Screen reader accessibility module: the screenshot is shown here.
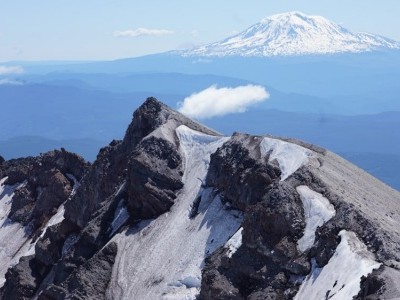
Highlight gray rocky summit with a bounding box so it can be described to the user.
[0,97,399,299]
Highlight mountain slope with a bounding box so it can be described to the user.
[182,11,400,57]
[0,98,399,299]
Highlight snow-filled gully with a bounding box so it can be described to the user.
[107,126,242,300]
[295,230,381,300]
[296,185,336,252]
[294,186,380,299]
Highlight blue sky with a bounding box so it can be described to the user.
[1,0,399,61]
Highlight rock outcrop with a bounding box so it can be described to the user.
[0,98,399,300]
[2,150,88,228]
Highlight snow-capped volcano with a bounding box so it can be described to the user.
[182,11,400,57]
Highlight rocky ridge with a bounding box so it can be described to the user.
[0,98,399,299]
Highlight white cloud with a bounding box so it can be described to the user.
[178,85,269,119]
[0,65,24,75]
[114,28,174,38]
[0,79,23,85]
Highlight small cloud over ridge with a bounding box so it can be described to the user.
[0,65,24,75]
[114,28,174,38]
[178,85,269,119]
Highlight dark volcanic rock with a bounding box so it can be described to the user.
[3,150,89,227]
[39,242,117,300]
[127,136,183,219]
[200,247,244,300]
[355,266,385,300]
[122,97,166,150]
[35,220,78,268]
[121,97,217,152]
[2,157,36,185]
[8,186,36,224]
[1,256,44,300]
[201,135,308,299]
[243,182,304,254]
[64,97,213,229]
[355,265,400,300]
[64,140,125,229]
[206,134,280,211]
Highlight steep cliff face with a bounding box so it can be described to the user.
[0,98,399,299]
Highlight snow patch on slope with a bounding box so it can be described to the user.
[110,199,130,237]
[260,137,313,181]
[182,11,400,57]
[296,185,336,252]
[66,173,80,197]
[225,227,243,258]
[295,230,381,300]
[107,126,241,300]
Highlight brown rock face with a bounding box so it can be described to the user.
[127,136,184,219]
[64,140,126,228]
[122,97,167,150]
[1,150,89,228]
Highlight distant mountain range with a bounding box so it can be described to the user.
[180,11,400,57]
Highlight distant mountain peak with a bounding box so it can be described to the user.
[181,12,400,57]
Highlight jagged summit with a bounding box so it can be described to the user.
[181,11,400,57]
[122,97,219,149]
[0,98,399,299]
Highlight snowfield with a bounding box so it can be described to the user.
[295,230,381,300]
[107,126,242,300]
[296,185,336,252]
